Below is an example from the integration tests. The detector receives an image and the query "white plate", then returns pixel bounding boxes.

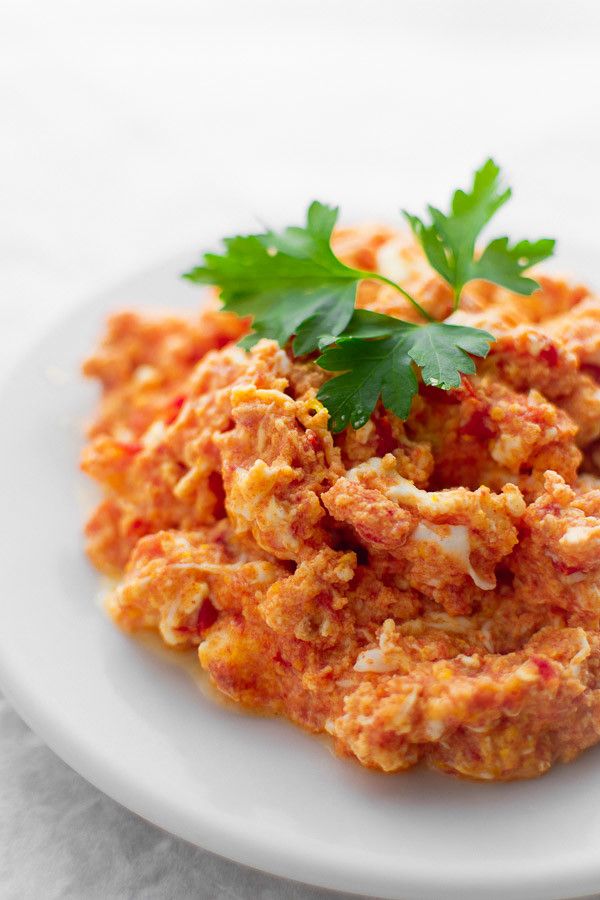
[1,253,600,900]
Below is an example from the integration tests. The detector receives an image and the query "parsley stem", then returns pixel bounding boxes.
[361,272,436,323]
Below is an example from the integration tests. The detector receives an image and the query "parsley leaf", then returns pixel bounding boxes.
[404,158,555,305]
[317,336,418,431]
[316,315,494,432]
[184,201,432,354]
[472,236,556,295]
[185,203,365,354]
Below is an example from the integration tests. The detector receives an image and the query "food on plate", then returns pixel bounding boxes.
[81,161,600,780]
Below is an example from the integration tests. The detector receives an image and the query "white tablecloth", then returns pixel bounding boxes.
[2,1,600,897]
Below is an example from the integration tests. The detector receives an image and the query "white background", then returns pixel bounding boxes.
[1,1,599,897]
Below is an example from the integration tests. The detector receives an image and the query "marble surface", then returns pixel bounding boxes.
[2,1,600,896]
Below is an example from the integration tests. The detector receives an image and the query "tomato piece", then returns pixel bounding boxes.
[197,598,219,633]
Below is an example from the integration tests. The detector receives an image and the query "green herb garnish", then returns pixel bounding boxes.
[404,158,555,307]
[317,311,494,431]
[184,159,554,432]
[184,201,432,356]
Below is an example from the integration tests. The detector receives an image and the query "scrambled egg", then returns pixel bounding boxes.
[81,229,600,780]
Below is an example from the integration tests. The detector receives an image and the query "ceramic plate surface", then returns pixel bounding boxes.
[1,252,600,900]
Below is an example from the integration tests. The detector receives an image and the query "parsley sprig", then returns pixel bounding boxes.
[184,160,555,432]
[404,159,555,307]
[317,311,494,431]
[184,201,433,357]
